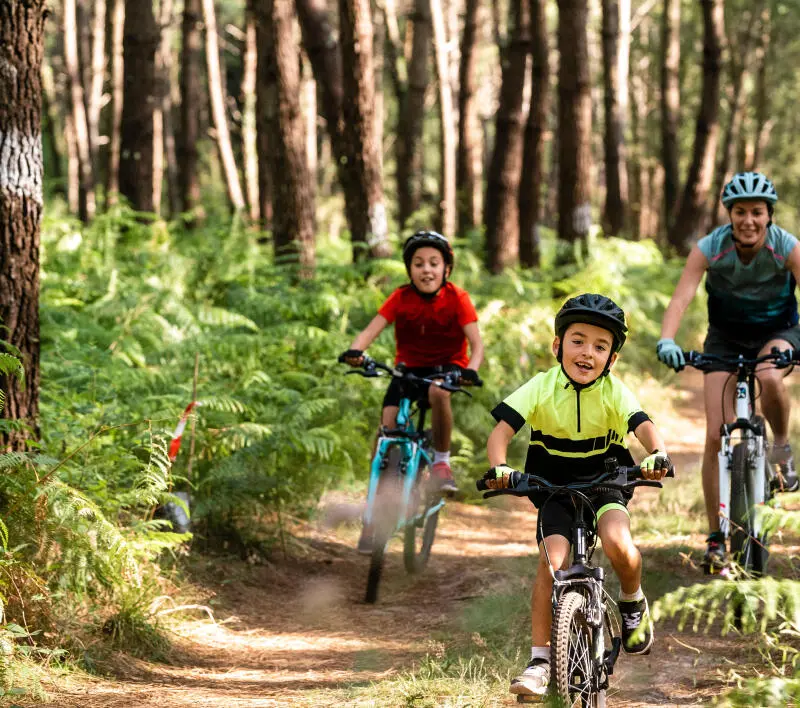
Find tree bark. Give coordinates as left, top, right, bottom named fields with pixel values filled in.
left=396, top=0, right=432, bottom=228
left=106, top=0, right=124, bottom=205
left=660, top=0, right=680, bottom=232
left=119, top=0, right=158, bottom=212
left=556, top=0, right=592, bottom=262
left=259, top=0, right=316, bottom=275
left=484, top=0, right=530, bottom=273
left=709, top=3, right=761, bottom=228
left=243, top=0, right=260, bottom=223
left=456, top=0, right=483, bottom=233
left=600, top=0, right=628, bottom=236
left=750, top=4, right=771, bottom=170
left=178, top=0, right=202, bottom=216
left=201, top=0, right=245, bottom=211
left=0, top=0, right=46, bottom=447
left=430, top=0, right=456, bottom=236
left=667, top=0, right=724, bottom=254
left=87, top=0, right=106, bottom=197
left=254, top=4, right=274, bottom=229
left=339, top=0, right=391, bottom=259
left=154, top=0, right=179, bottom=217
left=519, top=0, right=550, bottom=267
left=64, top=0, right=95, bottom=220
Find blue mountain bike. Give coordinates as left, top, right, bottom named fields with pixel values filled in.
left=344, top=357, right=477, bottom=603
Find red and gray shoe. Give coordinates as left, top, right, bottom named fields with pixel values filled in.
left=431, top=461, right=458, bottom=495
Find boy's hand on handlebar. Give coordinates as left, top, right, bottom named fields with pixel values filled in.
left=640, top=450, right=673, bottom=480
left=480, top=464, right=521, bottom=490
left=338, top=349, right=364, bottom=366
left=459, top=368, right=483, bottom=387
left=656, top=338, right=685, bottom=371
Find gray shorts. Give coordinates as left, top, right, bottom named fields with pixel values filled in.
left=703, top=325, right=800, bottom=371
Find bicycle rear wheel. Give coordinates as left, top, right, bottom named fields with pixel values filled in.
left=552, top=590, right=606, bottom=707
left=365, top=448, right=403, bottom=603
left=403, top=479, right=439, bottom=574
left=730, top=442, right=769, bottom=576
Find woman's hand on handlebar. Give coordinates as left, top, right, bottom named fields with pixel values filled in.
left=656, top=338, right=685, bottom=371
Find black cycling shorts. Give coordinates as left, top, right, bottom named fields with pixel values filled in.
left=531, top=489, right=629, bottom=545
left=382, top=364, right=461, bottom=408
left=703, top=325, right=800, bottom=371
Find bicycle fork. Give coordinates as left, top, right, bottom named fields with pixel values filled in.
left=717, top=433, right=767, bottom=541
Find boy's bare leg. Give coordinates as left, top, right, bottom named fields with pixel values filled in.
left=531, top=535, right=571, bottom=645
left=428, top=385, right=452, bottom=451
left=597, top=510, right=640, bottom=593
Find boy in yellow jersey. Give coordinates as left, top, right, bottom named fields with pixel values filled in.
left=481, top=294, right=672, bottom=700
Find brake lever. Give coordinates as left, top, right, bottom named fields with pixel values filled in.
left=345, top=370, right=380, bottom=378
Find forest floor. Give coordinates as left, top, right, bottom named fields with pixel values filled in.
left=17, top=370, right=798, bottom=707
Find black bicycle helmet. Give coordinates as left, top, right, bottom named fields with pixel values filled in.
left=402, top=231, right=454, bottom=273
left=555, top=293, right=628, bottom=353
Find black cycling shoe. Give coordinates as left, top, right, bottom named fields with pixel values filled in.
left=619, top=597, right=654, bottom=655
left=703, top=531, right=726, bottom=574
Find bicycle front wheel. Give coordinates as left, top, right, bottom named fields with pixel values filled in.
left=403, top=485, right=439, bottom=574
left=552, top=590, right=606, bottom=707
left=365, top=448, right=403, bottom=603
left=730, top=442, right=769, bottom=576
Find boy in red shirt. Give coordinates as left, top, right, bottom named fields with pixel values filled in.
left=341, top=231, right=484, bottom=547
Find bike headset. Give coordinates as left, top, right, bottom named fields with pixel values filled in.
left=402, top=230, right=455, bottom=299
left=554, top=293, right=628, bottom=390
left=721, top=171, right=778, bottom=239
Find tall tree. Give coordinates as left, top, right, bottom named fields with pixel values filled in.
left=154, top=0, right=179, bottom=216
left=178, top=0, right=202, bottom=216
left=64, top=0, right=95, bottom=220
left=242, top=0, right=260, bottom=223
left=484, top=0, right=530, bottom=273
left=0, top=0, right=47, bottom=447
left=430, top=0, right=456, bottom=236
left=396, top=0, right=432, bottom=229
left=660, top=0, right=680, bottom=232
left=668, top=0, right=724, bottom=254
left=519, top=0, right=550, bottom=267
left=259, top=0, right=316, bottom=274
left=339, top=0, right=391, bottom=258
left=106, top=0, right=125, bottom=205
left=749, top=4, right=771, bottom=170
left=119, top=0, right=158, bottom=212
left=456, top=0, right=483, bottom=233
left=708, top=3, right=761, bottom=227
left=601, top=0, right=629, bottom=235
left=201, top=0, right=245, bottom=211
left=556, top=0, right=592, bottom=262
left=87, top=0, right=106, bottom=192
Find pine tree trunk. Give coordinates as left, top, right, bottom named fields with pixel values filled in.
left=556, top=0, right=592, bottom=263
left=750, top=4, right=771, bottom=170
left=119, top=0, right=157, bottom=212
left=667, top=0, right=723, bottom=254
left=154, top=0, right=178, bottom=216
left=601, top=0, right=628, bottom=236
left=709, top=3, right=761, bottom=228
left=179, top=0, right=202, bottom=216
left=64, top=0, right=95, bottom=220
left=106, top=0, right=124, bottom=205
left=242, top=0, right=260, bottom=223
left=396, top=0, right=431, bottom=229
left=41, top=56, right=66, bottom=195
left=201, top=0, right=245, bottom=211
left=660, top=0, right=680, bottom=233
left=519, top=0, right=550, bottom=267
left=259, top=0, right=316, bottom=275
left=430, top=0, right=456, bottom=237
left=456, top=0, right=483, bottom=233
left=0, top=0, right=46, bottom=447
left=339, top=0, right=391, bottom=259
left=485, top=0, right=530, bottom=273
left=255, top=8, right=274, bottom=230
left=87, top=0, right=105, bottom=196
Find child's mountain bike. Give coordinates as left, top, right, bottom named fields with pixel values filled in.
left=680, top=347, right=795, bottom=576
left=478, top=458, right=672, bottom=706
left=345, top=357, right=478, bottom=603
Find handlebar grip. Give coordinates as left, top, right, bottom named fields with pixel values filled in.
left=476, top=479, right=488, bottom=491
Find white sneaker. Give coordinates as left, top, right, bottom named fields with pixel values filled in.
left=510, top=659, right=550, bottom=697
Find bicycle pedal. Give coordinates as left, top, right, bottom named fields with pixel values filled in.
left=516, top=695, right=544, bottom=704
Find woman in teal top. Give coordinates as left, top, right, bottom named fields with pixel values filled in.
left=657, top=171, right=800, bottom=570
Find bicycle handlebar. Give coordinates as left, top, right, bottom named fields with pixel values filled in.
left=341, top=356, right=482, bottom=395
left=476, top=457, right=674, bottom=498
left=679, top=347, right=796, bottom=373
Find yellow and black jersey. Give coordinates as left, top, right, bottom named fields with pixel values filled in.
left=491, top=366, right=651, bottom=482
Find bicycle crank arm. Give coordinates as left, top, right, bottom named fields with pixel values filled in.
left=603, top=637, right=622, bottom=674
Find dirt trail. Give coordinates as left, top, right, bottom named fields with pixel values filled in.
left=25, top=371, right=760, bottom=706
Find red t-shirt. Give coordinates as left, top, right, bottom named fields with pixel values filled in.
left=378, top=283, right=478, bottom=368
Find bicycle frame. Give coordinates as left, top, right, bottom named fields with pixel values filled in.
left=363, top=397, right=445, bottom=533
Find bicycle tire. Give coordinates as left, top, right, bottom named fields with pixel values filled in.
left=552, top=590, right=606, bottom=707
left=364, top=447, right=403, bottom=604
left=403, top=485, right=439, bottom=574
left=729, top=441, right=769, bottom=576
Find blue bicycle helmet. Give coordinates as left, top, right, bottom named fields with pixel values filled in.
left=721, top=172, right=778, bottom=209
